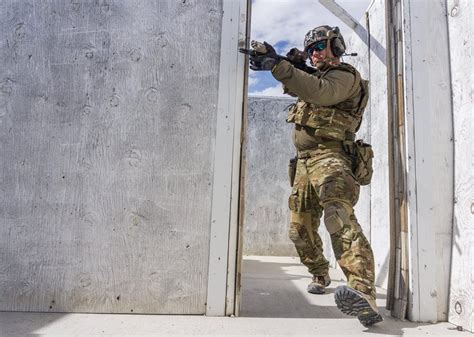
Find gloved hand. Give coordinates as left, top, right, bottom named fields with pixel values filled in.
left=249, top=41, right=282, bottom=71
left=286, top=48, right=308, bottom=67
left=285, top=47, right=319, bottom=74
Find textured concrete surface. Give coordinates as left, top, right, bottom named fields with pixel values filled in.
left=0, top=256, right=465, bottom=336
left=243, top=97, right=296, bottom=257
left=0, top=1, right=223, bottom=314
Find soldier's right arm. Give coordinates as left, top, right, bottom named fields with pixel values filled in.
left=271, top=60, right=359, bottom=106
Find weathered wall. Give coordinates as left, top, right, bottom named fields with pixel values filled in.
left=344, top=0, right=391, bottom=290
left=0, top=1, right=223, bottom=314
left=446, top=0, right=473, bottom=331
left=400, top=0, right=454, bottom=322
left=365, top=1, right=390, bottom=290
left=243, top=97, right=295, bottom=256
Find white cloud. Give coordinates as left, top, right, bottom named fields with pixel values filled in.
left=251, top=0, right=370, bottom=51
left=248, top=72, right=259, bottom=86
left=249, top=84, right=288, bottom=98
left=249, top=0, right=370, bottom=97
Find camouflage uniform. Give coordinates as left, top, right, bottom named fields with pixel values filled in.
left=271, top=59, right=376, bottom=301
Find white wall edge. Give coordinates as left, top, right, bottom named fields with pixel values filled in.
left=225, top=0, right=249, bottom=316
left=206, top=0, right=247, bottom=316
left=402, top=0, right=446, bottom=322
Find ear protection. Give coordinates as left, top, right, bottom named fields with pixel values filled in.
left=328, top=27, right=346, bottom=57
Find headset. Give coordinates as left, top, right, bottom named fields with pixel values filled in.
left=328, top=26, right=346, bottom=57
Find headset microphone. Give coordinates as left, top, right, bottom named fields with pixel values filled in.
left=343, top=53, right=358, bottom=57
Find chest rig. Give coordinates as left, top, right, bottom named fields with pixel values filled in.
left=286, top=63, right=369, bottom=141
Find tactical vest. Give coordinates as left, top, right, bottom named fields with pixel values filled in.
left=286, top=63, right=369, bottom=141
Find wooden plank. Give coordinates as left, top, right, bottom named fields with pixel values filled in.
left=367, top=1, right=391, bottom=290
left=385, top=0, right=397, bottom=310
left=403, top=0, right=454, bottom=322
left=446, top=0, right=474, bottom=332
left=386, top=0, right=409, bottom=319
left=225, top=0, right=250, bottom=317
left=235, top=0, right=253, bottom=314
left=206, top=0, right=247, bottom=316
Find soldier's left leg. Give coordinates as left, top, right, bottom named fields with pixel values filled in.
left=307, top=153, right=382, bottom=326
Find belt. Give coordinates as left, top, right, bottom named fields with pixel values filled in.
left=297, top=141, right=344, bottom=159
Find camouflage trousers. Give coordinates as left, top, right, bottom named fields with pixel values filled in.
left=288, top=145, right=376, bottom=299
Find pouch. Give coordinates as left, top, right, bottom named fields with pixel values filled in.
left=353, top=140, right=374, bottom=186
left=288, top=157, right=297, bottom=187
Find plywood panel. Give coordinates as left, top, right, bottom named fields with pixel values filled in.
left=207, top=0, right=248, bottom=316
left=446, top=0, right=474, bottom=331
left=404, top=0, right=454, bottom=322
left=367, top=0, right=390, bottom=290
left=0, top=0, right=223, bottom=314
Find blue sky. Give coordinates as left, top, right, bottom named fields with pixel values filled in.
left=249, top=0, right=370, bottom=97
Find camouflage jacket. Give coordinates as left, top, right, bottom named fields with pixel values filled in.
left=271, top=60, right=368, bottom=150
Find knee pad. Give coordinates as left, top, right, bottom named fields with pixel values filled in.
left=289, top=222, right=302, bottom=243
left=289, top=222, right=307, bottom=248
left=289, top=212, right=314, bottom=245
left=323, top=202, right=350, bottom=234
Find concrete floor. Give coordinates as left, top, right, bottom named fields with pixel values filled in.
left=0, top=256, right=468, bottom=336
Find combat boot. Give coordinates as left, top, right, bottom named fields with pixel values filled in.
left=334, top=285, right=383, bottom=327
left=307, top=274, right=331, bottom=294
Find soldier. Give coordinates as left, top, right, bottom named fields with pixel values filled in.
left=246, top=26, right=382, bottom=327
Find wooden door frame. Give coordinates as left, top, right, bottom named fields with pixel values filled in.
left=206, top=0, right=250, bottom=316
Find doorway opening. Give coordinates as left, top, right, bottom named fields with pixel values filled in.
left=235, top=0, right=397, bottom=323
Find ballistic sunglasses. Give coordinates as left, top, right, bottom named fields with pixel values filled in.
left=307, top=40, right=327, bottom=54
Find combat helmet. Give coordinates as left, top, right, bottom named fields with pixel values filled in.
left=304, top=25, right=346, bottom=57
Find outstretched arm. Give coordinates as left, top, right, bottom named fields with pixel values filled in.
left=272, top=60, right=357, bottom=106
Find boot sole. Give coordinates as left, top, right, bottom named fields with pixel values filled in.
left=334, top=285, right=383, bottom=327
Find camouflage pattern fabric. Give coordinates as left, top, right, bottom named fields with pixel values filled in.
left=288, top=145, right=376, bottom=300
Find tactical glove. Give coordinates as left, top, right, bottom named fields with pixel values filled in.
left=286, top=48, right=309, bottom=68
left=285, top=47, right=319, bottom=75
left=249, top=41, right=282, bottom=71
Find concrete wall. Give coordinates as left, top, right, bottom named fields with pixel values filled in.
left=243, top=97, right=295, bottom=256
left=0, top=0, right=224, bottom=314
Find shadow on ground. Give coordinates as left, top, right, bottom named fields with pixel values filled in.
left=239, top=256, right=448, bottom=336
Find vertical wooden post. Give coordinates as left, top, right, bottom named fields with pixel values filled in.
left=207, top=0, right=249, bottom=316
